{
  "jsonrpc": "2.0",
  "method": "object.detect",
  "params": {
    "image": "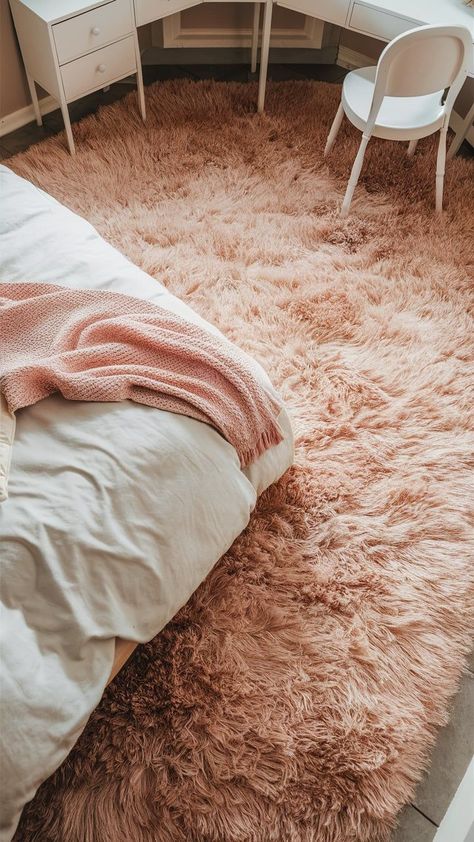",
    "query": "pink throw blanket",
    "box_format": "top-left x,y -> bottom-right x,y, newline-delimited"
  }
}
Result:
0,283 -> 283,467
